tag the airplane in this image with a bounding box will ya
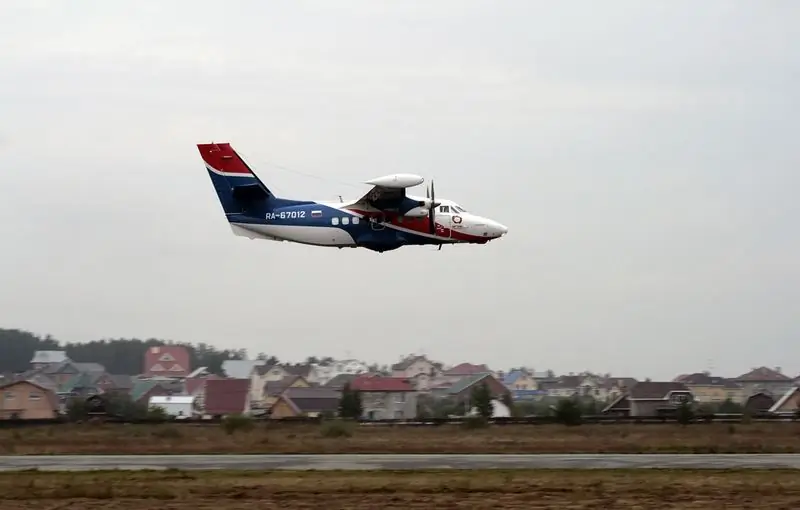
[197,142,508,253]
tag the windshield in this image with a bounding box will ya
[451,204,466,213]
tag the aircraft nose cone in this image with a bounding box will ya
[489,221,508,237]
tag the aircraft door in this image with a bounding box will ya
[438,205,458,238]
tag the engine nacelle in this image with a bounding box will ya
[404,206,429,218]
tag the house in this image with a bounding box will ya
[58,371,110,397]
[149,395,196,418]
[184,373,221,411]
[503,370,539,391]
[221,359,266,380]
[768,387,800,416]
[129,379,178,404]
[19,371,59,394]
[674,372,745,404]
[618,381,693,417]
[391,355,441,380]
[576,375,606,400]
[441,363,490,383]
[309,359,369,385]
[601,377,638,402]
[30,350,69,370]
[262,375,310,408]
[541,375,582,398]
[602,395,630,416]
[446,373,510,409]
[744,392,775,414]
[143,345,191,378]
[734,367,794,398]
[204,378,251,417]
[104,375,135,395]
[281,363,315,380]
[324,373,358,390]
[0,381,60,419]
[269,387,341,418]
[37,360,106,386]
[351,374,418,420]
[250,364,293,404]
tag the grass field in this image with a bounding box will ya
[2,421,800,454]
[1,469,799,509]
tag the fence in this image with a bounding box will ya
[0,413,797,428]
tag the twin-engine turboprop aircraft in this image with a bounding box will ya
[197,142,508,253]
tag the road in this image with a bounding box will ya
[2,454,800,471]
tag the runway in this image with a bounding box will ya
[2,453,800,471]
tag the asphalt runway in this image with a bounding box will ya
[2,454,800,471]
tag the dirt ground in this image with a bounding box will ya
[1,469,800,509]
[2,421,800,454]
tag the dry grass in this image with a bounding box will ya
[2,421,800,454]
[0,469,799,509]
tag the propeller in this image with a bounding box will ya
[427,179,438,234]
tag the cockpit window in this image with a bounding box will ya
[439,205,450,213]
[451,205,465,213]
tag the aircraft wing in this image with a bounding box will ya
[351,174,425,211]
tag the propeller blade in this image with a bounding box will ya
[428,178,436,234]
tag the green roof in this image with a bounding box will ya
[447,373,492,395]
[130,380,159,402]
[58,372,100,393]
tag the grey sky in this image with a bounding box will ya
[1,1,798,381]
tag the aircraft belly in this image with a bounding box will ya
[243,224,355,246]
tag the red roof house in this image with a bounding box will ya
[351,374,414,392]
[143,345,191,378]
[444,363,490,377]
[204,378,251,416]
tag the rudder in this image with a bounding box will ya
[197,142,272,215]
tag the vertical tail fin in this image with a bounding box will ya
[197,142,272,215]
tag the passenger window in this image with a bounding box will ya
[440,205,450,213]
[352,217,359,224]
[332,217,339,225]
[342,217,349,225]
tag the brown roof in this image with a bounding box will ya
[444,363,489,376]
[602,395,630,413]
[601,377,638,389]
[678,373,742,388]
[278,387,341,414]
[254,364,276,376]
[628,381,690,399]
[736,367,791,382]
[204,378,250,415]
[264,375,305,396]
[351,374,414,392]
[283,364,314,378]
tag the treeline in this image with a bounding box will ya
[0,328,258,375]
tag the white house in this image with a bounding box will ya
[469,399,511,418]
[308,359,369,385]
[149,395,196,418]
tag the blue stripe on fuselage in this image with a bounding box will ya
[228,202,441,248]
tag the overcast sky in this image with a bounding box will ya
[1,1,798,381]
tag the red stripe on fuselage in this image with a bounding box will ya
[197,143,254,175]
[345,208,489,243]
